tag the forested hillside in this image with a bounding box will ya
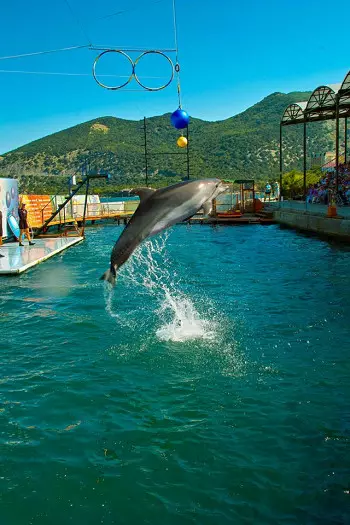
[0,91,335,193]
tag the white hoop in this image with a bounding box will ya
[92,50,134,90]
[92,49,174,91]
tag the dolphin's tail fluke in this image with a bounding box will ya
[100,264,117,286]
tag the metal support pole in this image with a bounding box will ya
[303,120,307,201]
[186,125,190,180]
[335,100,340,194]
[143,117,149,186]
[345,117,348,165]
[279,124,283,200]
[81,177,90,237]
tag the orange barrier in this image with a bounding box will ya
[20,195,54,228]
[254,199,263,212]
[327,205,337,218]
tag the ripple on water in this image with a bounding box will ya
[1,225,350,524]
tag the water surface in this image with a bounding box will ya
[1,224,349,524]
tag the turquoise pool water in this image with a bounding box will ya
[1,224,349,524]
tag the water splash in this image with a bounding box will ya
[155,288,217,342]
[105,231,217,342]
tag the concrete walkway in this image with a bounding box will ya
[0,237,83,275]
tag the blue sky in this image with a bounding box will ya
[0,0,349,153]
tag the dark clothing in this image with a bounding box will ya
[0,210,3,237]
[18,208,29,229]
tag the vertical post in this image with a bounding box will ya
[279,123,283,201]
[345,117,348,164]
[58,197,62,229]
[303,120,307,201]
[186,125,190,180]
[143,117,149,186]
[252,180,256,212]
[81,177,90,237]
[335,98,340,194]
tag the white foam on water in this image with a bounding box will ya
[103,286,138,330]
[155,288,217,343]
[104,286,119,320]
[105,231,218,343]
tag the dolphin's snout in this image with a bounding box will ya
[218,182,230,194]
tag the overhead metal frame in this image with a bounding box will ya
[143,117,190,184]
[279,71,350,199]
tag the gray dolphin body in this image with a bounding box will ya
[100,178,227,286]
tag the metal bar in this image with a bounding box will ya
[303,120,307,201]
[81,178,90,237]
[281,111,350,126]
[35,177,87,236]
[144,116,148,186]
[186,125,190,180]
[252,180,255,211]
[90,46,176,53]
[279,123,283,200]
[146,152,187,156]
[335,99,340,194]
[345,117,348,164]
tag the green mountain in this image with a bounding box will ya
[0,91,335,193]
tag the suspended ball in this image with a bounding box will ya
[177,136,188,148]
[170,109,190,130]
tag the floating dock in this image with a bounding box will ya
[0,236,83,275]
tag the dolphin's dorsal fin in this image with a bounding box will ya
[130,187,156,201]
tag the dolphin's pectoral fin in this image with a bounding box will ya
[130,188,156,201]
[202,201,212,216]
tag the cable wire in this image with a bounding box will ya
[0,70,166,78]
[0,44,90,61]
[98,0,166,20]
[172,0,182,108]
[63,0,92,46]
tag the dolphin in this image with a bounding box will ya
[100,178,228,286]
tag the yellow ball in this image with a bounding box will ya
[177,136,188,148]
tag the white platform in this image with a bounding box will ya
[0,237,83,275]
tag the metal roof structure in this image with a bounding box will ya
[281,71,350,126]
[279,70,350,199]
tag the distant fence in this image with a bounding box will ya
[265,200,350,219]
[72,200,139,220]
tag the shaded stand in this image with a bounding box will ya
[280,71,350,202]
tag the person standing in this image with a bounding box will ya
[265,182,272,201]
[18,203,35,247]
[0,209,4,258]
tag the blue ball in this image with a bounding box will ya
[170,109,190,130]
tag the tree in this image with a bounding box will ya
[282,168,321,198]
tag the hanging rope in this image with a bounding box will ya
[172,0,182,108]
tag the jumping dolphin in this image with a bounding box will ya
[100,178,228,286]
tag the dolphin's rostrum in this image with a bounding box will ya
[100,178,228,286]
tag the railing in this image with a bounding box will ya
[72,201,139,220]
[40,196,75,227]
